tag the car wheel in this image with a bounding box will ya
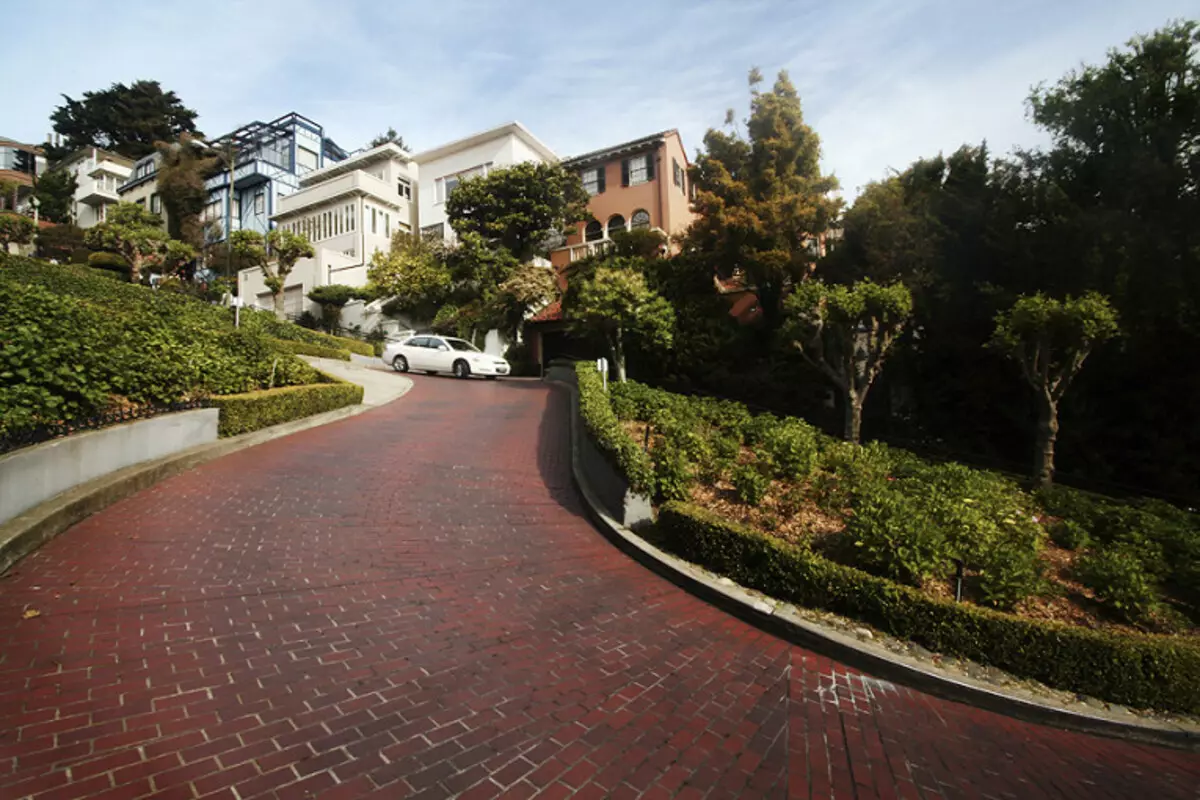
[391,355,409,373]
[453,360,471,379]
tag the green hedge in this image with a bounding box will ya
[210,378,364,436]
[269,338,351,361]
[575,361,655,495]
[657,502,1200,713]
[239,309,373,356]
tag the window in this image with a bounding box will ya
[349,203,355,231]
[631,209,651,230]
[254,192,265,214]
[421,223,445,239]
[673,158,684,189]
[398,179,411,200]
[585,220,603,242]
[607,215,626,238]
[296,146,319,173]
[581,167,604,195]
[385,212,390,238]
[371,207,377,234]
[135,198,146,208]
[623,153,653,186]
[435,163,491,203]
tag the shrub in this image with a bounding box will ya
[210,378,363,436]
[844,489,945,586]
[238,308,374,356]
[575,362,655,495]
[1076,545,1162,627]
[270,338,351,361]
[732,464,770,505]
[657,502,1200,713]
[88,251,130,273]
[758,418,820,480]
[652,439,695,502]
[1049,519,1091,550]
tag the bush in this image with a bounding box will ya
[732,463,770,505]
[575,362,655,495]
[270,338,351,361]
[238,308,374,356]
[758,418,820,480]
[87,251,130,273]
[652,439,695,502]
[1049,519,1090,550]
[844,489,945,586]
[657,502,1200,713]
[1076,545,1162,626]
[210,377,363,436]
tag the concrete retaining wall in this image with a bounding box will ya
[0,409,220,527]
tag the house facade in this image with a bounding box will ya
[54,147,135,228]
[203,113,347,246]
[237,143,417,319]
[0,137,47,211]
[412,121,557,243]
[117,153,167,228]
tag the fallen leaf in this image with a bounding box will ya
[22,609,40,619]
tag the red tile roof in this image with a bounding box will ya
[530,299,563,323]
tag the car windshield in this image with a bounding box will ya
[447,339,480,352]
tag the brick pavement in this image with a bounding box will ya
[0,375,1196,800]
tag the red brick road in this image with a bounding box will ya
[0,376,1196,800]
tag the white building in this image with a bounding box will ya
[55,147,135,228]
[412,121,557,242]
[237,142,417,319]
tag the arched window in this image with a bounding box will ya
[631,209,651,230]
[607,215,626,238]
[585,220,603,242]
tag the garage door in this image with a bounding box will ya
[284,286,304,318]
[256,291,274,311]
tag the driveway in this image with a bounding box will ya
[0,375,1196,799]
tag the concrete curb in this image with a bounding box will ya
[547,378,1199,752]
[0,377,413,577]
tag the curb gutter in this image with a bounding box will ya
[547,378,1199,752]
[0,378,413,577]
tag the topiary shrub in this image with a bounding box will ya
[210,378,363,436]
[88,251,130,273]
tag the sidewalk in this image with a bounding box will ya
[301,355,413,406]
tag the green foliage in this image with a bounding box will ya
[87,251,130,274]
[35,223,86,261]
[732,463,770,505]
[990,292,1120,372]
[652,439,695,503]
[211,378,363,437]
[307,284,362,333]
[368,127,406,150]
[1076,545,1163,627]
[49,80,201,160]
[686,69,842,329]
[492,263,557,340]
[0,213,38,249]
[567,260,675,381]
[445,162,590,262]
[0,256,322,437]
[1049,519,1091,550]
[83,202,194,282]
[657,502,1200,713]
[758,418,820,480]
[155,134,221,246]
[575,361,655,495]
[270,338,351,361]
[31,169,78,225]
[236,307,373,356]
[367,231,452,320]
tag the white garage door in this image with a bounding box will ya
[284,286,304,317]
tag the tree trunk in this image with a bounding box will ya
[128,254,142,284]
[273,289,286,321]
[843,389,863,443]
[1034,393,1059,488]
[612,328,627,382]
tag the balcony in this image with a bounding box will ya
[275,170,405,218]
[562,240,614,262]
[78,177,120,206]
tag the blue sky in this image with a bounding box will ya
[2,0,1194,198]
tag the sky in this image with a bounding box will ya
[2,0,1194,199]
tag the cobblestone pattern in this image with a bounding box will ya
[0,376,1196,799]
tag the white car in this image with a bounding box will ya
[381,335,511,379]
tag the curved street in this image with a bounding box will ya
[0,376,1196,800]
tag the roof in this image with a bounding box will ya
[0,138,44,155]
[53,146,135,170]
[412,121,557,165]
[529,299,563,323]
[562,130,675,169]
[299,142,412,187]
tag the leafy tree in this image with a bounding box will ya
[49,80,201,160]
[0,213,38,251]
[990,292,1119,487]
[566,258,674,381]
[307,284,362,333]
[0,179,19,211]
[369,127,406,150]
[32,169,78,224]
[83,202,195,282]
[155,134,221,247]
[445,162,590,262]
[686,69,841,332]
[230,229,314,320]
[367,231,453,322]
[784,280,913,442]
[35,223,86,262]
[491,264,557,341]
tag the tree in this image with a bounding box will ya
[686,69,841,332]
[307,284,362,333]
[32,169,78,224]
[491,264,557,341]
[566,258,675,381]
[991,292,1119,487]
[0,213,37,252]
[155,134,221,246]
[367,231,453,322]
[49,80,201,160]
[784,280,913,442]
[0,179,19,211]
[231,229,314,320]
[369,127,406,150]
[35,223,86,262]
[445,162,590,262]
[83,202,194,282]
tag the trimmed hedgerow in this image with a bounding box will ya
[575,361,654,495]
[269,338,351,361]
[239,309,373,356]
[657,501,1200,713]
[210,375,363,436]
